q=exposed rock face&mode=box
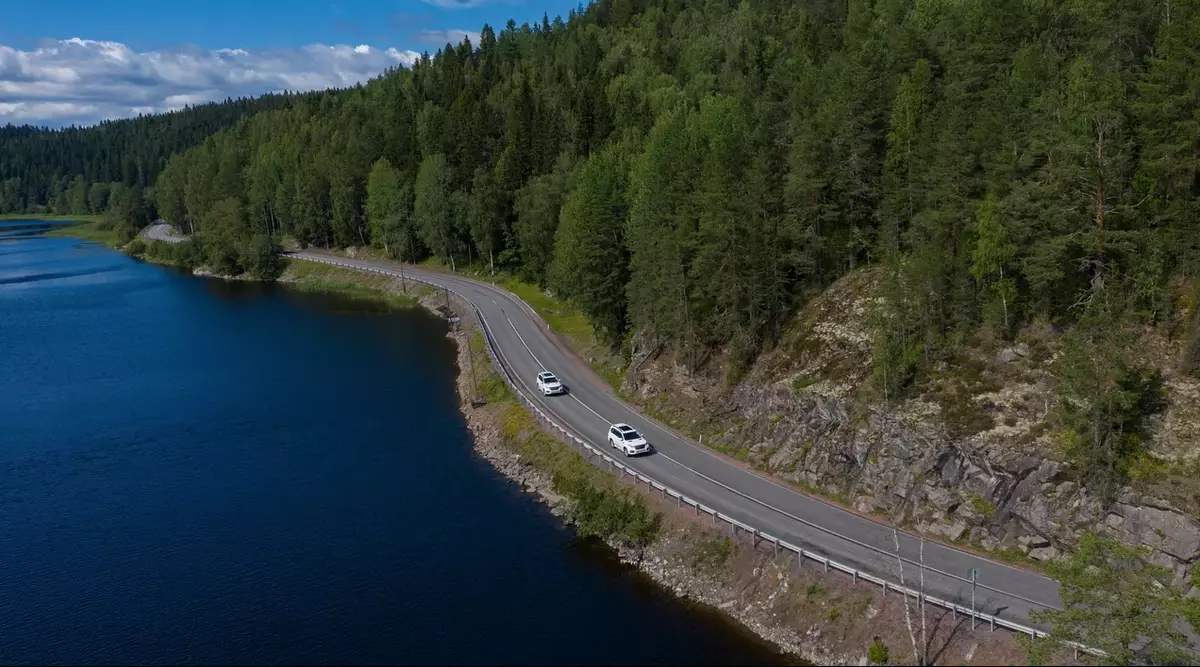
[622,269,1200,585]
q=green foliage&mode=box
[498,404,660,547]
[3,0,1198,473]
[124,238,147,256]
[1056,288,1161,501]
[199,197,247,276]
[970,193,1017,332]
[240,234,284,281]
[549,144,631,346]
[1030,533,1198,666]
[688,536,735,572]
[968,494,996,519]
[413,153,459,266]
[867,639,889,665]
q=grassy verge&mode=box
[496,278,627,389]
[458,296,658,547]
[43,220,123,248]
[498,402,660,546]
[283,259,422,309]
[364,250,628,390]
[1,213,106,222]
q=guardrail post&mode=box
[882,581,887,597]
[823,560,828,573]
[773,538,778,557]
[971,568,978,631]
[853,570,858,585]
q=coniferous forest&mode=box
[3,0,1199,412]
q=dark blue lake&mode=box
[0,220,787,666]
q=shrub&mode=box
[240,234,283,280]
[124,238,147,256]
[206,238,242,276]
[867,639,889,665]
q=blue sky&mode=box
[0,0,583,126]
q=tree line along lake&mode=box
[0,220,791,665]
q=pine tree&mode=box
[550,145,631,345]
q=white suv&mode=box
[536,371,566,395]
[607,423,649,456]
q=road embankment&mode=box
[278,257,1028,666]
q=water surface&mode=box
[0,220,789,666]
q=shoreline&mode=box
[276,259,1026,666]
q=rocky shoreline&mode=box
[433,295,1022,666]
[277,257,1026,665]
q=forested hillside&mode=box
[11,0,1200,493]
[0,92,314,215]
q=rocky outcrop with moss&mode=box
[622,269,1200,587]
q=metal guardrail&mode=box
[295,254,1065,645]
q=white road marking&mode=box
[505,313,611,423]
[505,314,545,369]
[292,251,1055,599]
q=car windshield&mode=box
[543,375,557,383]
[622,431,641,441]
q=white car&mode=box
[608,423,650,457]
[536,371,566,395]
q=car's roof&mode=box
[538,371,556,378]
[614,423,636,431]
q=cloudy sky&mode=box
[1,0,578,127]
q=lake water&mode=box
[0,220,789,666]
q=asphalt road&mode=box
[143,222,183,243]
[288,249,1063,630]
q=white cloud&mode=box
[415,29,480,46]
[420,0,503,9]
[0,37,422,127]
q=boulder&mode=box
[1017,534,1051,549]
[1116,504,1200,561]
[1029,546,1060,561]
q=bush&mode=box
[124,238,147,256]
[206,237,242,276]
[240,234,283,280]
[867,639,889,665]
[116,223,139,244]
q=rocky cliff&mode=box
[622,268,1200,588]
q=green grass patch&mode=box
[497,278,627,389]
[968,493,996,518]
[499,404,660,547]
[285,259,418,309]
[689,536,736,572]
[468,331,513,404]
[43,220,123,247]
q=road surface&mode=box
[287,249,1063,631]
[143,222,183,243]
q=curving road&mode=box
[287,249,1063,631]
[143,221,183,243]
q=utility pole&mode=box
[399,261,407,294]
